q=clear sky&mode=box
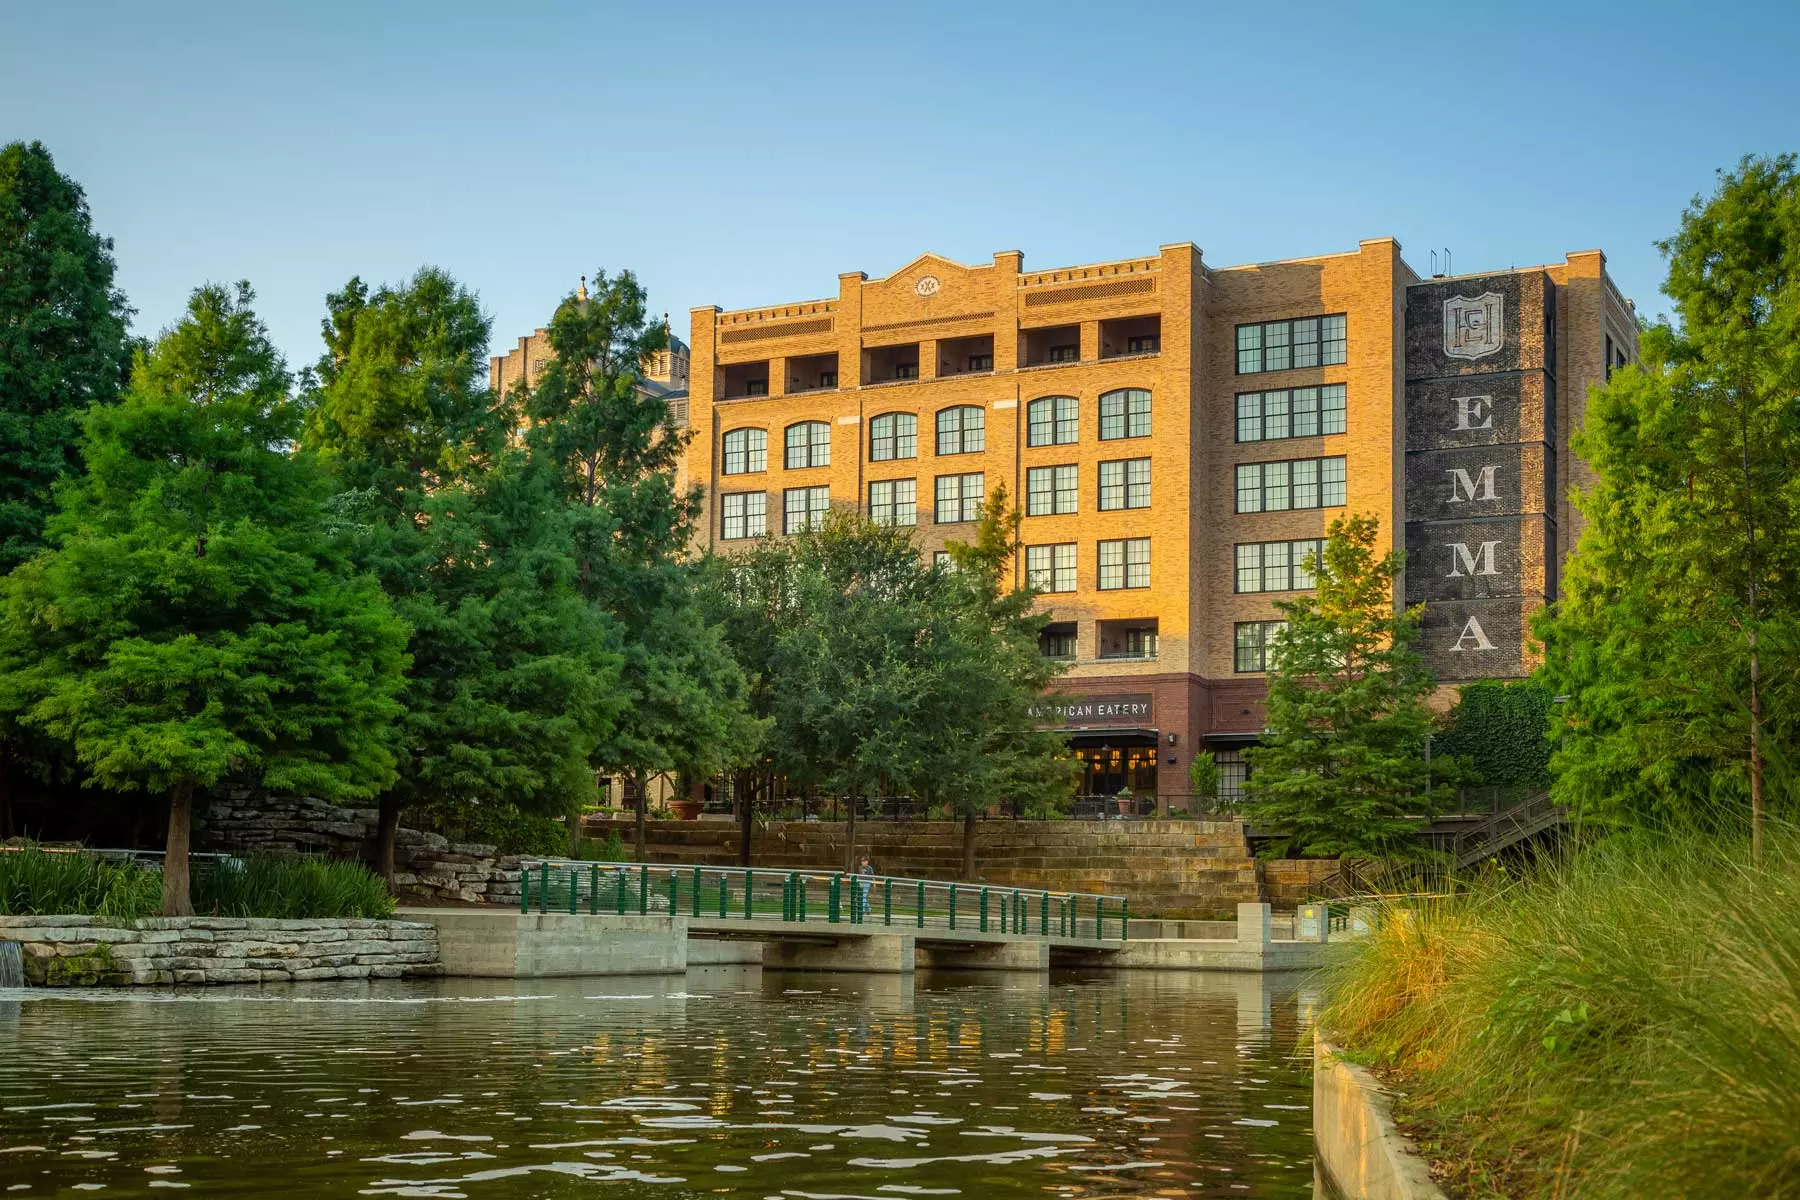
[4,0,1795,372]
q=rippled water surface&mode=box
[0,969,1317,1197]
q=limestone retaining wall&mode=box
[0,915,441,986]
[203,795,524,906]
[1313,1037,1448,1200]
[586,818,1264,917]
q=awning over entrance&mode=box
[1057,727,1158,745]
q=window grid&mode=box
[1235,384,1347,442]
[721,492,766,540]
[1097,538,1151,590]
[783,486,830,535]
[868,478,917,527]
[870,413,918,461]
[1098,388,1152,440]
[1234,621,1286,672]
[1025,542,1078,593]
[1235,539,1326,593]
[934,473,985,524]
[1098,458,1151,511]
[1234,457,1347,513]
[1236,314,1347,374]
[722,428,767,475]
[1025,465,1079,516]
[1026,395,1080,446]
[783,421,831,469]
[935,405,986,455]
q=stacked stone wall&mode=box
[0,915,441,986]
[201,796,522,907]
[584,817,1269,918]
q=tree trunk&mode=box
[1751,636,1765,865]
[566,810,582,857]
[162,779,196,917]
[0,746,13,840]
[962,807,977,881]
[737,769,753,867]
[844,788,858,873]
[633,768,647,861]
[374,794,402,888]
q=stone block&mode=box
[0,914,92,929]
[202,968,262,984]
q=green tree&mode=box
[933,488,1079,877]
[0,283,409,914]
[523,270,758,858]
[1537,155,1800,858]
[0,141,132,571]
[301,268,622,880]
[1242,513,1458,859]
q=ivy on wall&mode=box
[1436,679,1555,789]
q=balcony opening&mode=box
[1101,314,1161,358]
[1097,618,1159,661]
[865,342,920,384]
[722,360,770,399]
[1021,324,1080,368]
[1039,621,1077,661]
[938,334,995,377]
[787,352,839,393]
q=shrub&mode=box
[193,855,395,920]
[1324,832,1800,1199]
[435,802,570,856]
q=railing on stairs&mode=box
[1450,791,1566,869]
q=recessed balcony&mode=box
[1021,324,1080,368]
[1101,314,1161,359]
[787,352,839,393]
[1097,618,1158,661]
[865,342,920,385]
[722,360,769,400]
[937,334,995,377]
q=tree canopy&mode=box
[1536,154,1800,855]
[1242,513,1459,859]
[0,283,409,912]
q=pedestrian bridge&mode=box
[503,860,1129,973]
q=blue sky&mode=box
[4,0,1795,370]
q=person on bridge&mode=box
[857,856,875,919]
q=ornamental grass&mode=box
[0,845,393,921]
[1323,831,1800,1199]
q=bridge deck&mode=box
[683,914,1121,952]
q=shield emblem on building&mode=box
[1443,292,1506,360]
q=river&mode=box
[0,968,1319,1197]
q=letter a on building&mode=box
[1450,616,1496,651]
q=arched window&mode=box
[784,421,831,469]
[935,405,986,455]
[1026,396,1078,446]
[1098,388,1151,440]
[869,412,918,462]
[722,427,767,475]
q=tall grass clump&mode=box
[0,846,161,918]
[1324,831,1800,1199]
[193,855,395,920]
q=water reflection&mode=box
[0,968,1317,1197]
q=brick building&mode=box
[682,239,1637,808]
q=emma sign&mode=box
[1034,694,1154,726]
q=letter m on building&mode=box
[1446,465,1499,503]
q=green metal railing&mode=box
[518,860,1129,943]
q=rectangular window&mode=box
[1234,539,1326,592]
[783,485,830,534]
[933,550,954,571]
[1025,542,1077,593]
[1236,385,1349,442]
[1099,389,1151,440]
[721,492,766,540]
[1097,538,1150,590]
[1027,396,1079,446]
[1234,457,1346,513]
[934,472,984,523]
[1098,458,1150,511]
[1234,620,1286,672]
[1235,314,1348,374]
[1048,344,1079,363]
[868,478,917,527]
[1025,465,1078,516]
